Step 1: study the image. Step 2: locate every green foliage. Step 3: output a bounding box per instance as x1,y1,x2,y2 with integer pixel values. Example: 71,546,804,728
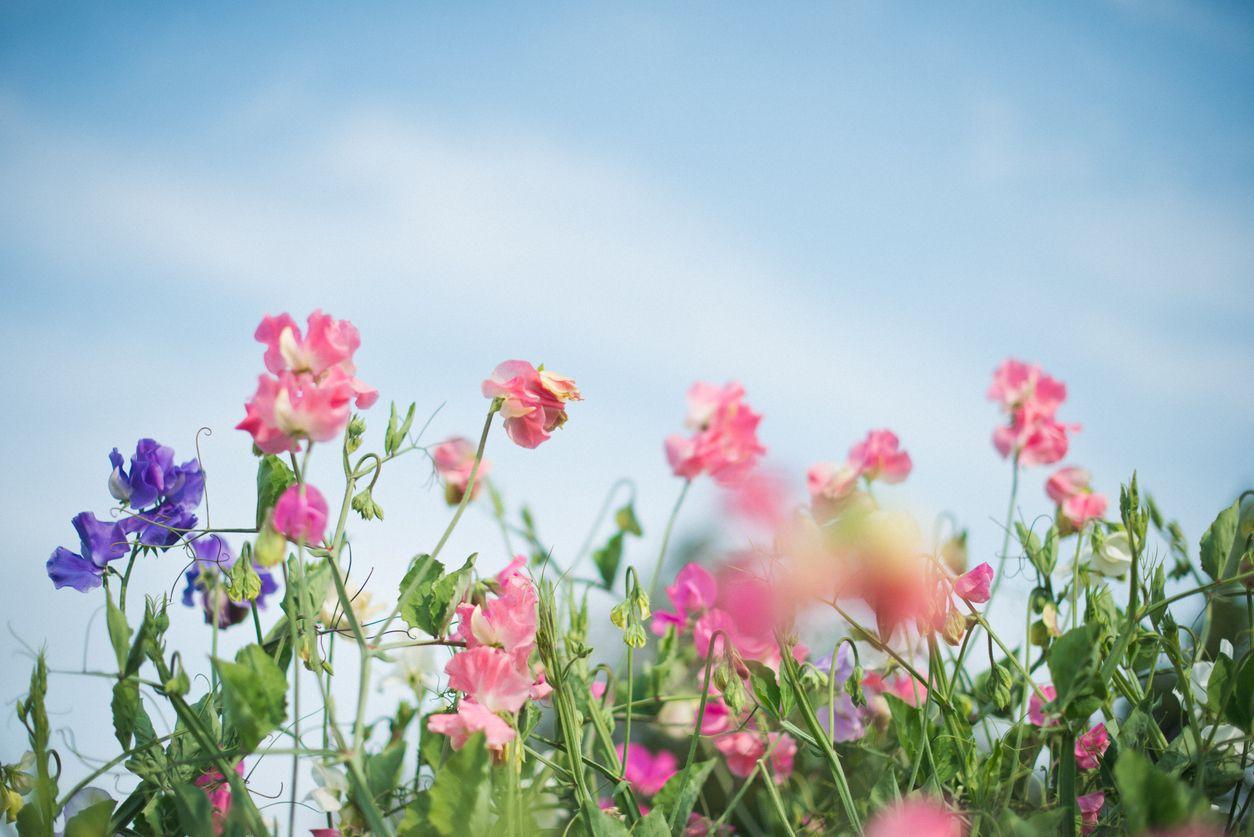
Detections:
746,659,795,721
399,553,476,637
1114,749,1207,833
385,401,417,456
652,758,716,832
255,455,296,528
64,798,116,837
1200,499,1239,581
213,643,288,752
225,553,262,602
1047,624,1107,720
15,655,56,836
399,734,492,836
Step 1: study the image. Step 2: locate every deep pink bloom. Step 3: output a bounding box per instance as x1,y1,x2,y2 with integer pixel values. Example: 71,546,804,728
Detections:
668,563,718,618
953,563,993,604
665,382,765,485
529,668,553,701
444,646,533,714
432,437,491,504
714,732,796,782
1075,723,1110,770
1046,466,1091,504
272,484,328,545
1077,791,1105,834
310,830,342,837
1027,684,1058,726
495,554,527,587
482,360,579,449
618,743,678,796
193,762,245,835
848,429,912,484
427,700,516,752
866,799,965,837
700,697,732,735
456,573,539,668
1063,492,1108,528
254,311,377,405
988,359,1066,415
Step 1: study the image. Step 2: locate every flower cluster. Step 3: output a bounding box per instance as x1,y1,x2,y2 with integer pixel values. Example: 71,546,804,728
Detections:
1046,465,1108,530
988,358,1077,466
481,360,581,449
427,561,548,754
665,381,766,484
808,428,912,515
237,311,378,454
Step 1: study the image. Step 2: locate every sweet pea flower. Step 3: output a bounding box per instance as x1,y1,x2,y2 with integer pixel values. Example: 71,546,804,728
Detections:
108,439,204,510
1077,791,1105,834
988,359,1067,415
182,535,279,628
807,461,860,509
1062,492,1108,528
848,429,913,484
659,563,717,624
426,700,516,752
866,798,966,837
455,573,539,668
953,562,994,604
254,311,377,407
1075,722,1110,770
1085,530,1133,578
1027,684,1058,726
714,732,797,782
444,646,533,714
193,762,245,835
122,500,199,550
665,382,765,485
432,437,491,504
46,513,130,592
992,402,1076,467
617,743,678,797
482,360,579,449
272,484,328,545
1045,466,1091,504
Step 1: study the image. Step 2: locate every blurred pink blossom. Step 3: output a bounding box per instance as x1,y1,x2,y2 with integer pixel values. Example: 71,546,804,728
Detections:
272,484,328,545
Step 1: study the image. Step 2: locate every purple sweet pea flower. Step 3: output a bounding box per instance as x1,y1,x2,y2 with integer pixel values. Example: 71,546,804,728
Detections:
182,535,279,628
46,512,130,592
818,692,867,742
122,502,198,550
109,440,204,510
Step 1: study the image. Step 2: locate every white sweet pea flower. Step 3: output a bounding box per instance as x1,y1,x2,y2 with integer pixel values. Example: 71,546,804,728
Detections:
319,586,383,634
381,644,439,694
1085,530,1133,578
308,762,349,813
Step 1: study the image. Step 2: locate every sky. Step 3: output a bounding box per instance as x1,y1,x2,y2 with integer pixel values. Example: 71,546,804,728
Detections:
1,1,1252,830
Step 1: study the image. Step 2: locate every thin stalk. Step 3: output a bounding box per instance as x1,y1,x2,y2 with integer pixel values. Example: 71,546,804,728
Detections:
987,453,1020,602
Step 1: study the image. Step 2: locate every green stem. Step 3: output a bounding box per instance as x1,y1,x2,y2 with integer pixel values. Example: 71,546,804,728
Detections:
987,453,1020,603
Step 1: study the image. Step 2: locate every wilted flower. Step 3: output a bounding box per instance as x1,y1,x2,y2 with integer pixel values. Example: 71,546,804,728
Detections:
432,436,491,504
665,382,765,485
1075,722,1109,770
46,512,130,592
272,484,328,545
482,360,579,449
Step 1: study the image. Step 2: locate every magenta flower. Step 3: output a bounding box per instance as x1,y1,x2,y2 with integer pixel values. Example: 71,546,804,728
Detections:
714,731,796,782
193,762,245,835
272,484,329,545
254,310,377,407
866,799,966,837
482,360,580,449
664,381,765,485
1075,722,1110,770
617,743,678,797
953,562,994,604
426,700,516,752
432,436,491,504
1077,791,1105,834
1027,684,1058,726
848,429,913,484
445,646,533,714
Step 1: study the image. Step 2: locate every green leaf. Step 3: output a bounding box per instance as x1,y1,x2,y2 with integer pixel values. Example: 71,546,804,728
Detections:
111,677,141,750
385,402,417,456
366,740,407,803
1199,500,1239,581
1114,748,1203,832
1226,654,1254,732
630,810,669,836
652,758,716,832
615,503,644,536
171,781,216,837
105,586,132,672
214,643,288,752
399,554,476,638
593,532,625,588
399,733,492,836
255,455,296,529
64,798,117,837
745,660,794,721
16,654,57,835
1047,624,1105,718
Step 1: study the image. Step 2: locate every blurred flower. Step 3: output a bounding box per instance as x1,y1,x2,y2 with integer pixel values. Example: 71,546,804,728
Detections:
1075,722,1109,770
1045,466,1091,505
848,429,913,484
665,382,765,485
988,360,1077,467
987,359,1066,415
382,645,438,695
617,743,678,796
807,461,861,515
193,762,245,835
318,585,383,635
953,562,993,604
1077,791,1104,834
1047,466,1106,528
432,436,491,504
1027,684,1058,726
308,762,349,813
482,360,578,448
273,484,328,545
46,512,129,592
866,798,965,837
426,700,516,752
714,731,796,782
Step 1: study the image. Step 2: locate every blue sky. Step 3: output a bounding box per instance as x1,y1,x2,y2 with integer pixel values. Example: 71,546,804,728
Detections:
1,1,1252,826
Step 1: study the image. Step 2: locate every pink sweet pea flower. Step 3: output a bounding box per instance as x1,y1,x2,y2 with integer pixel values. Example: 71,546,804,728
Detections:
310,830,341,837
482,360,578,449
1075,722,1110,770
953,563,994,604
1046,466,1091,504
848,429,913,484
494,554,528,587
866,798,966,837
987,359,1066,415
1027,684,1058,726
618,743,679,797
193,762,245,835
427,700,516,752
432,437,491,504
1077,791,1105,834
667,563,718,617
444,646,533,714
993,402,1076,467
254,311,378,408
714,732,797,782
238,370,360,454
272,484,329,545
665,382,766,485
1062,492,1108,528
807,461,859,505
700,697,732,735
456,573,539,668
